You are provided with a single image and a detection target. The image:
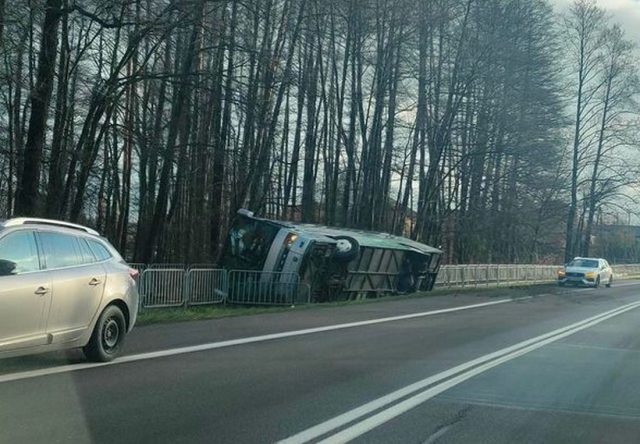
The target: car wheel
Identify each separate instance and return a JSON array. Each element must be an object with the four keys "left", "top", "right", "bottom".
[
  {"left": 84, "top": 305, "right": 127, "bottom": 362},
  {"left": 558, "top": 281, "right": 565, "bottom": 287},
  {"left": 594, "top": 277, "right": 600, "bottom": 288},
  {"left": 606, "top": 276, "right": 612, "bottom": 288}
]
